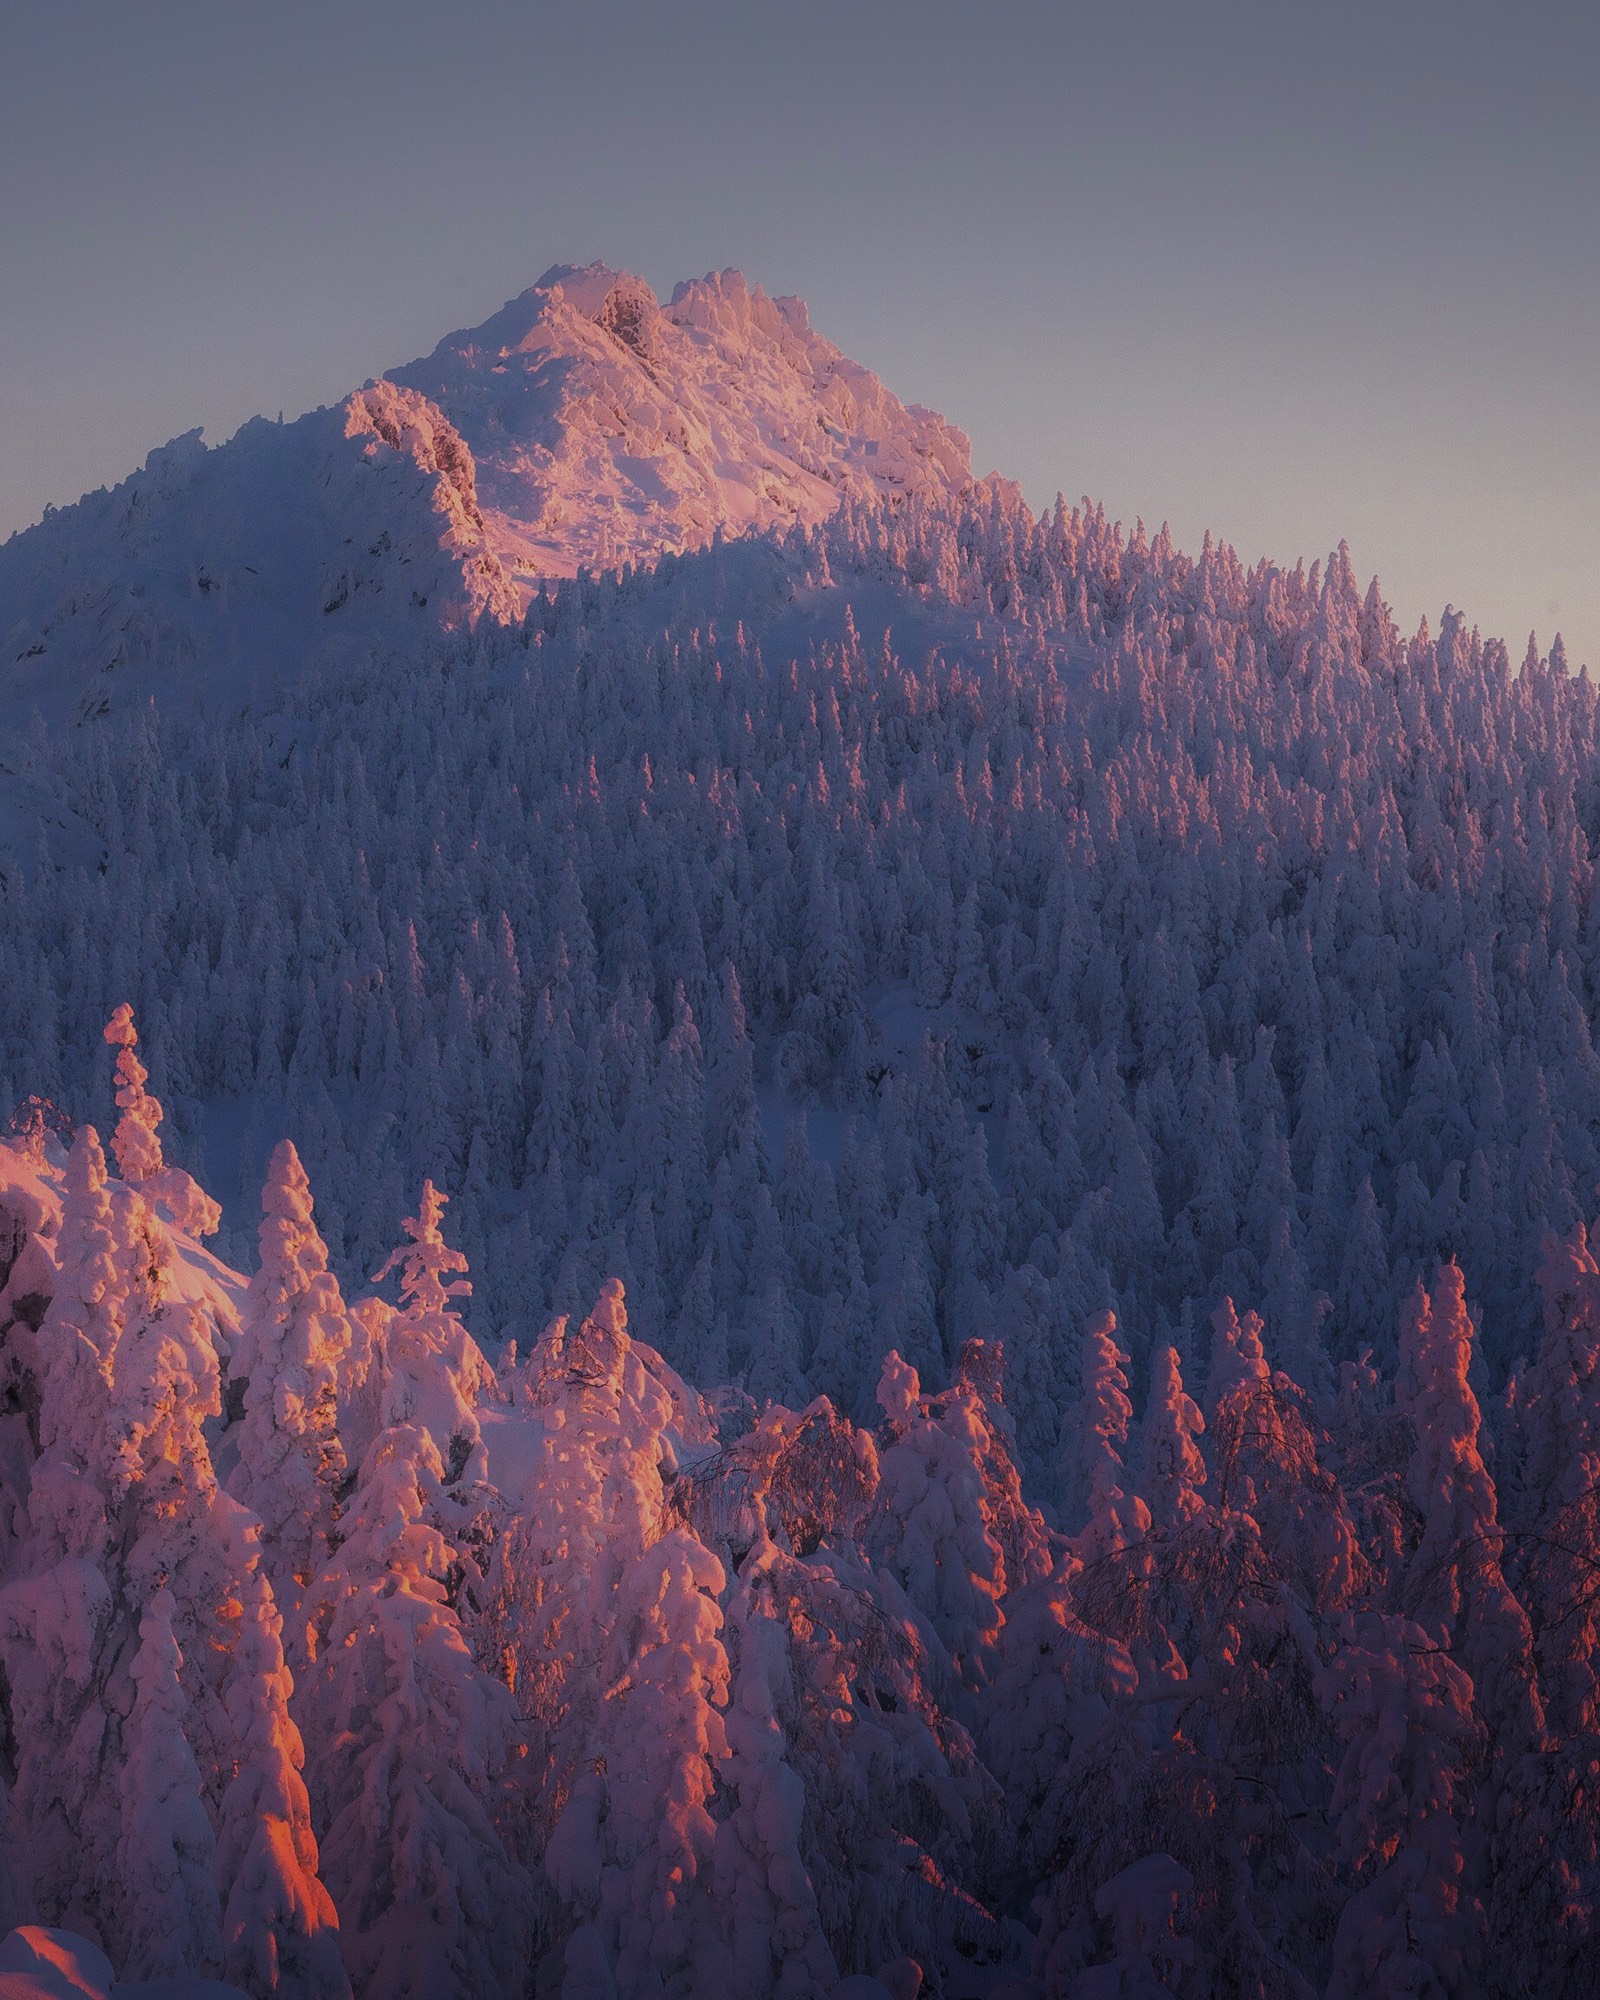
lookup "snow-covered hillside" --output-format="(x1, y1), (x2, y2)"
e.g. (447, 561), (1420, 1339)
(6, 258), (1600, 2000)
(0, 265), (974, 735)
(390, 263), (974, 582)
(0, 397), (518, 734)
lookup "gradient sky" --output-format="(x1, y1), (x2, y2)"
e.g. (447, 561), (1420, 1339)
(3, 1), (1596, 669)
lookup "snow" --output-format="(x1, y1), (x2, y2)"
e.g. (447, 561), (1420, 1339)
(0, 263), (976, 753)
(0, 1136), (240, 1361)
(397, 257), (977, 589)
(0, 1928), (112, 2000)
(397, 261), (975, 587)
(3, 253), (1600, 2000)
(0, 1926), (246, 1999)
(0, 411), (503, 746)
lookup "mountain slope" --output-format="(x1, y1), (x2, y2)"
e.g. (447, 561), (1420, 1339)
(391, 262), (973, 583)
(0, 264), (974, 734)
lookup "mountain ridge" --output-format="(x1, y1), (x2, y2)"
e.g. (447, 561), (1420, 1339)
(0, 263), (981, 735)
(389, 262), (977, 583)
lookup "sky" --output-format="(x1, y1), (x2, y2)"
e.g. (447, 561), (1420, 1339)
(3, 0), (1596, 669)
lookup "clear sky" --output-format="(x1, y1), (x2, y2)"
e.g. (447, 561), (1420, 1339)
(3, 0), (1596, 669)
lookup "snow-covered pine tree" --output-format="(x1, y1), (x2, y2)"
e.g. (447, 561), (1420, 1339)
(1058, 1311), (1148, 1561)
(707, 1562), (840, 2000)
(115, 1586), (224, 1983)
(868, 1350), (1007, 1693)
(1520, 1223), (1600, 1738)
(301, 1424), (536, 2000)
(1204, 1296), (1362, 1617)
(1484, 1226), (1600, 1992)
(211, 1500), (349, 2000)
(484, 1280), (695, 1844)
(0, 1123), (183, 1947)
(102, 1004), (221, 1238)
(228, 1139), (352, 1652)
(544, 1525), (730, 1999)
(1318, 1610), (1485, 1999)
(370, 1180), (500, 1477)
(1397, 1264), (1544, 1758)
(1137, 1345), (1206, 1531)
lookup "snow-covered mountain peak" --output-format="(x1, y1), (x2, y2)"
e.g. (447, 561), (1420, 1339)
(417, 261), (645, 359)
(387, 261), (975, 583)
(0, 262), (976, 731)
(536, 259), (651, 321)
(668, 265), (812, 342)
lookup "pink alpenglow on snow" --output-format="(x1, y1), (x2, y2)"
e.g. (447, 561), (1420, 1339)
(3, 953), (1600, 1994)
(2, 239), (1600, 1996)
(0, 264), (976, 731)
(389, 264), (975, 585)
(0, 1923), (249, 1997)
(102, 1007), (220, 1239)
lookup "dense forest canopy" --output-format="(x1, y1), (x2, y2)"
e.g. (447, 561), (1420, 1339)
(0, 480), (1597, 1995)
(0, 1002), (1595, 1997)
(2, 490), (1595, 1443)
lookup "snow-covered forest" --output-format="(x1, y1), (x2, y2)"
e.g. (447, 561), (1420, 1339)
(0, 999), (1597, 1999)
(0, 455), (1599, 1994)
(3, 487), (1597, 1435)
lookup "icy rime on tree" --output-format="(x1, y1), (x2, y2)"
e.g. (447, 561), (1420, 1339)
(0, 345), (1599, 1991)
(5, 492), (1599, 1476)
(0, 992), (1596, 1989)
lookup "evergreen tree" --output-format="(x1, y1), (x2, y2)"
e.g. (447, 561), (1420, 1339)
(868, 1351), (1007, 1692)
(1318, 1611), (1485, 1999)
(1138, 1345), (1206, 1531)
(116, 1588), (224, 1983)
(213, 1504), (349, 2000)
(1397, 1264), (1545, 1758)
(1059, 1311), (1147, 1559)
(229, 1139), (353, 1650)
(102, 1003), (221, 1237)
(302, 1425), (535, 2000)
(372, 1181), (499, 1477)
(545, 1527), (730, 1998)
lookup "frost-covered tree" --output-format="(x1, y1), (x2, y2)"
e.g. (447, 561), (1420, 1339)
(868, 1351), (1007, 1692)
(485, 1279), (698, 1844)
(0, 1122), (193, 1947)
(1397, 1264), (1544, 1758)
(1137, 1345), (1206, 1531)
(1205, 1296), (1362, 1617)
(116, 1587), (224, 1983)
(1046, 1852), (1194, 2000)
(708, 1569), (839, 1999)
(1485, 1226), (1600, 1992)
(717, 1531), (1000, 1983)
(1318, 1610), (1485, 1999)
(546, 1527), (730, 1998)
(102, 1003), (221, 1237)
(371, 1180), (499, 1479)
(1059, 1311), (1147, 1560)
(302, 1424), (535, 2000)
(1520, 1223), (1600, 1738)
(106, 1237), (225, 1618)
(212, 1502), (349, 2000)
(981, 1556), (1137, 1880)
(229, 1139), (352, 1644)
